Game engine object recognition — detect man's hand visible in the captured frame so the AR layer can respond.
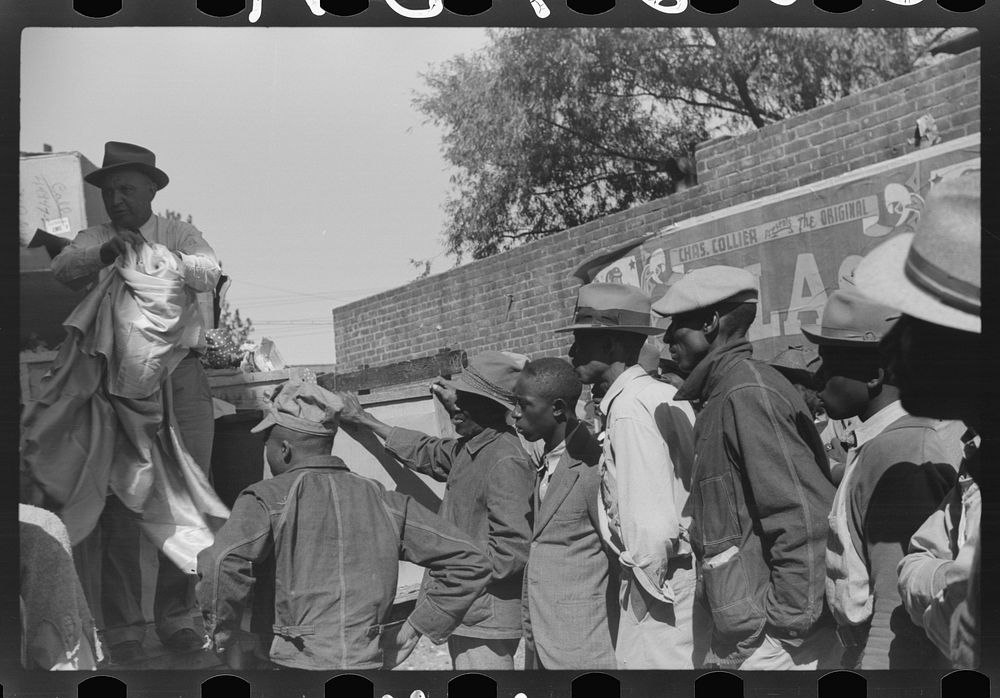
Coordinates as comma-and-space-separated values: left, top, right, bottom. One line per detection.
336, 391, 371, 427
430, 379, 458, 415
100, 229, 146, 265
381, 620, 422, 669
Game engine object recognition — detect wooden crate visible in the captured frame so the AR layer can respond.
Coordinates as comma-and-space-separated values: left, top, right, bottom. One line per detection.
206, 367, 312, 411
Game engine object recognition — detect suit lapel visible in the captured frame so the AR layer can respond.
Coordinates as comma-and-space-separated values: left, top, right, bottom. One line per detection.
534, 451, 579, 537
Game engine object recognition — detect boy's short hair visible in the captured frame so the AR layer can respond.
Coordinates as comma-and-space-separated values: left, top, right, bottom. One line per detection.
521, 357, 582, 407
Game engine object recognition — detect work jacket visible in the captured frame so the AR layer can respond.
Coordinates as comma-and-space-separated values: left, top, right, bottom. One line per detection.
676, 339, 836, 666
385, 426, 535, 639
196, 456, 491, 670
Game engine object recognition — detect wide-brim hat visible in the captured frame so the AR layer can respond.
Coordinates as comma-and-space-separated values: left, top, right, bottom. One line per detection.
251, 380, 344, 436
854, 168, 980, 334
768, 344, 820, 383
556, 282, 662, 335
441, 350, 526, 410
651, 265, 758, 318
801, 288, 900, 347
83, 141, 169, 190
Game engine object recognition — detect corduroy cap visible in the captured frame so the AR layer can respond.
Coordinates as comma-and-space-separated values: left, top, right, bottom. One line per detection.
802, 288, 900, 347
556, 283, 662, 335
441, 350, 526, 410
651, 265, 758, 317
854, 168, 980, 334
251, 381, 344, 436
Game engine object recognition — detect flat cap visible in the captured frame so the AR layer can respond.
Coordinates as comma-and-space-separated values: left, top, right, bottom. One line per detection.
251, 380, 344, 436
651, 265, 758, 317
801, 288, 900, 347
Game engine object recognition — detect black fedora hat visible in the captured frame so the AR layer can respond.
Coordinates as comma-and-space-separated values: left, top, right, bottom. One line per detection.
83, 141, 169, 190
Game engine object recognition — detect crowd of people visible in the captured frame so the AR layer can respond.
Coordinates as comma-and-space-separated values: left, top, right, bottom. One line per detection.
20, 142, 981, 674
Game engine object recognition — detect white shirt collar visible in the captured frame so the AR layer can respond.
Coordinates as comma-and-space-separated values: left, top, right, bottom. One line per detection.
852, 400, 908, 449
599, 364, 647, 416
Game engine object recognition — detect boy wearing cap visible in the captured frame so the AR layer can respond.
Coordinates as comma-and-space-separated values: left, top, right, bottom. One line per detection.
195, 382, 491, 670
560, 283, 705, 669
337, 351, 535, 670
854, 168, 982, 669
802, 288, 961, 669
511, 358, 618, 670
653, 265, 837, 670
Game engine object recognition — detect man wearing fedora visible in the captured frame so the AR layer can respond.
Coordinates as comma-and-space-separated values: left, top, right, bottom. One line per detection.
853, 167, 982, 669
559, 283, 706, 669
336, 351, 535, 670
653, 266, 838, 670
50, 141, 222, 663
802, 288, 962, 669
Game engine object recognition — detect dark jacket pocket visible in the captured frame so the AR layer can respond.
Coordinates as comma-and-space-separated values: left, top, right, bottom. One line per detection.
697, 474, 742, 548
701, 547, 766, 645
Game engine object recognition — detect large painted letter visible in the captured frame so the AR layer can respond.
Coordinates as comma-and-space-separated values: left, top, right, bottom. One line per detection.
641, 0, 688, 13
250, 0, 326, 22
385, 0, 444, 18
783, 253, 828, 336
743, 263, 781, 341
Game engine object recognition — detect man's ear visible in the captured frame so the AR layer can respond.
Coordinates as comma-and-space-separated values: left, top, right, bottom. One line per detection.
552, 398, 568, 421
704, 311, 720, 337
867, 367, 886, 394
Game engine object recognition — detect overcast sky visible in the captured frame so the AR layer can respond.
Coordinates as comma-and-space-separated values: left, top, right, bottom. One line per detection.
21, 27, 489, 365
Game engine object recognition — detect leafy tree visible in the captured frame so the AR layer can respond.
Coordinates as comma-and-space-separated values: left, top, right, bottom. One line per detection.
415, 27, 959, 260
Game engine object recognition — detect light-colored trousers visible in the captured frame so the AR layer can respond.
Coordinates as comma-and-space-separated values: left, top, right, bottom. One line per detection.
739, 625, 843, 670
615, 559, 711, 669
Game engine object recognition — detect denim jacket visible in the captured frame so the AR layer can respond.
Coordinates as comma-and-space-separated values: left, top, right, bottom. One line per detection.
196, 455, 491, 670
676, 339, 836, 666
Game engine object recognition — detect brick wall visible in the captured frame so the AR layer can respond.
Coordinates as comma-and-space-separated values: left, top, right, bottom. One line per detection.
332, 49, 980, 372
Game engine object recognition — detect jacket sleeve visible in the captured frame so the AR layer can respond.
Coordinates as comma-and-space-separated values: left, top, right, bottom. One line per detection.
381, 490, 490, 643
174, 221, 221, 292
724, 385, 834, 639
50, 228, 109, 289
384, 426, 463, 483
483, 452, 535, 584
196, 491, 274, 655
858, 456, 956, 669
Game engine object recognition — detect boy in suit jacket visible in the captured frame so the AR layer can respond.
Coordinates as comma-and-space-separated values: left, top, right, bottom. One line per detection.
512, 358, 618, 669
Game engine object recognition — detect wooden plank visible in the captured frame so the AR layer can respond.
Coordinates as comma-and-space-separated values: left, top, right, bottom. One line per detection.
318, 349, 466, 393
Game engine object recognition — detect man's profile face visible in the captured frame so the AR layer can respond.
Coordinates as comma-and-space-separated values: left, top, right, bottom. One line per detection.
101, 169, 156, 230
568, 331, 611, 385
663, 311, 712, 374
511, 376, 559, 443
814, 346, 875, 421
451, 391, 491, 439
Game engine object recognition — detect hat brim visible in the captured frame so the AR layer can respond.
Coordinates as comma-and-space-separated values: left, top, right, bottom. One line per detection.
441, 376, 514, 410
800, 324, 883, 348
249, 414, 276, 434
854, 233, 980, 334
555, 323, 665, 336
84, 163, 169, 191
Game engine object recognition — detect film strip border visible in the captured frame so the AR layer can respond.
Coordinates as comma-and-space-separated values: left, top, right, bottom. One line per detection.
68, 0, 987, 20
8, 668, 993, 696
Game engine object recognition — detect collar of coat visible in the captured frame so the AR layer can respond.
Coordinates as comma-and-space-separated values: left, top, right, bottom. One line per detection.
462, 425, 514, 456
676, 337, 753, 404
284, 454, 350, 472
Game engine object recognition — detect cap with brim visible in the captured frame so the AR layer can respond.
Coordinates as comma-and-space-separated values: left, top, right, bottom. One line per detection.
854, 168, 980, 334
556, 282, 662, 335
801, 288, 900, 347
441, 350, 524, 409
84, 141, 169, 191
250, 381, 344, 435
651, 265, 758, 318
